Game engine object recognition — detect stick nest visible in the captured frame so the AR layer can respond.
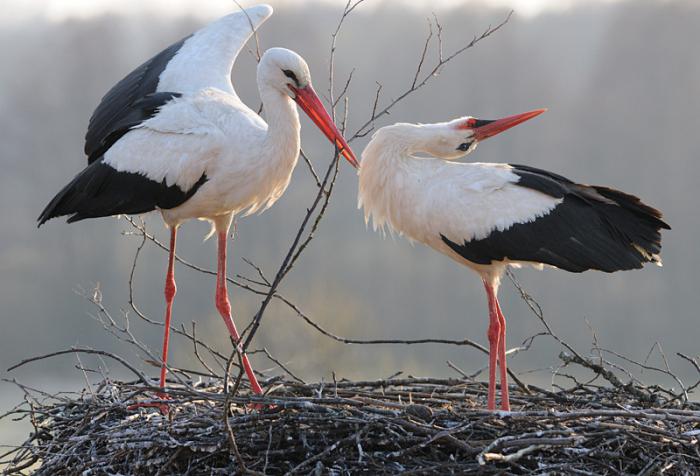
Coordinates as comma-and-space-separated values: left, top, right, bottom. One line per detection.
5, 375, 700, 475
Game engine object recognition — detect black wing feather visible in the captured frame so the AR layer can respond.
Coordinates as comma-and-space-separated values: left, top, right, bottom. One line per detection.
37, 159, 207, 226
84, 35, 190, 163
442, 164, 670, 273
38, 35, 207, 226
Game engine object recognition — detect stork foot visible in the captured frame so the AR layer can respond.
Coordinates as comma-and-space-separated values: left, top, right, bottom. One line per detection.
127, 393, 171, 416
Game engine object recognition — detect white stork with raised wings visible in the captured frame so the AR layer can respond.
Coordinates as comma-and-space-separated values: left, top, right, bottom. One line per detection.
358, 110, 669, 411
38, 4, 358, 411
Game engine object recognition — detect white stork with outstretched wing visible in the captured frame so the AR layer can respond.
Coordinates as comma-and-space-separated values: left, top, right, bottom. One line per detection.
39, 4, 358, 411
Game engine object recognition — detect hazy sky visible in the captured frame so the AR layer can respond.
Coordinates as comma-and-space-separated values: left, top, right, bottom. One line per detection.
5, 0, 624, 24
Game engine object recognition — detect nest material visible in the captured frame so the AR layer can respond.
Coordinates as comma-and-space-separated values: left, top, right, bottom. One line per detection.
5, 376, 700, 475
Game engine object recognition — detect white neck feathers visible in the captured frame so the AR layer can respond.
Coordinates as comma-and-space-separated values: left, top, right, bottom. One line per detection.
359, 125, 422, 233
364, 123, 441, 156
259, 83, 301, 166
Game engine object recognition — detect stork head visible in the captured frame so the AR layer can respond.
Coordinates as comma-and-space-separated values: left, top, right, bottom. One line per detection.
415, 109, 547, 161
259, 48, 358, 168
260, 47, 312, 93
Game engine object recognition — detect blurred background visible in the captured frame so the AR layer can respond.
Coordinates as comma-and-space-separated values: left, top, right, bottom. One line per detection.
1, 0, 698, 448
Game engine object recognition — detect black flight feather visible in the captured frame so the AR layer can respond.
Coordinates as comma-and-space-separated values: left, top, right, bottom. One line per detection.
38, 34, 208, 226
84, 35, 190, 163
37, 160, 207, 226
441, 164, 670, 273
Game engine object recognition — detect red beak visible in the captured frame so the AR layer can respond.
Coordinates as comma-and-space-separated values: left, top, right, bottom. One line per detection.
471, 109, 547, 141
291, 85, 359, 168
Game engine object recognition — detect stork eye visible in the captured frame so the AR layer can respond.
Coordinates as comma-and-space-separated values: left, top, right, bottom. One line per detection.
282, 69, 299, 86
457, 142, 472, 151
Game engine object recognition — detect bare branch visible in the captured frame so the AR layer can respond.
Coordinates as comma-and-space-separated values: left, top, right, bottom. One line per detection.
299, 148, 322, 187
7, 348, 151, 386
333, 68, 355, 108
352, 10, 513, 139
233, 0, 262, 63
259, 348, 306, 384
412, 19, 433, 89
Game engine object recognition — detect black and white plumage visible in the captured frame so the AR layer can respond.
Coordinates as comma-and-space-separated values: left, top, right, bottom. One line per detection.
358, 110, 670, 411
38, 35, 196, 224
38, 4, 358, 410
442, 163, 667, 273
38, 39, 198, 223
39, 5, 357, 229
85, 39, 189, 163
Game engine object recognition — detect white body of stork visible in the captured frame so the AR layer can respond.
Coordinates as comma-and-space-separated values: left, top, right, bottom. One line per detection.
358, 111, 669, 411
38, 4, 357, 410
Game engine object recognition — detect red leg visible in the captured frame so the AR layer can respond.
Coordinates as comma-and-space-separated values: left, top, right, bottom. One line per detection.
130, 227, 177, 414
158, 227, 177, 392
215, 231, 264, 395
494, 299, 511, 411
483, 279, 501, 411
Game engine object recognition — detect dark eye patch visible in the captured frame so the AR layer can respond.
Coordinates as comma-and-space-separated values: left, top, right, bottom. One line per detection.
282, 69, 300, 86
457, 142, 472, 151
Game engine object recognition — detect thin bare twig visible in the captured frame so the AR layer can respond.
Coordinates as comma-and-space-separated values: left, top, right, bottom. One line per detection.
233, 0, 263, 62
352, 11, 513, 139
7, 348, 151, 386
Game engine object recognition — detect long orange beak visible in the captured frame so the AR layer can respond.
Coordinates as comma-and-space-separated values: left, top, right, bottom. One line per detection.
291, 85, 359, 168
471, 109, 547, 142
